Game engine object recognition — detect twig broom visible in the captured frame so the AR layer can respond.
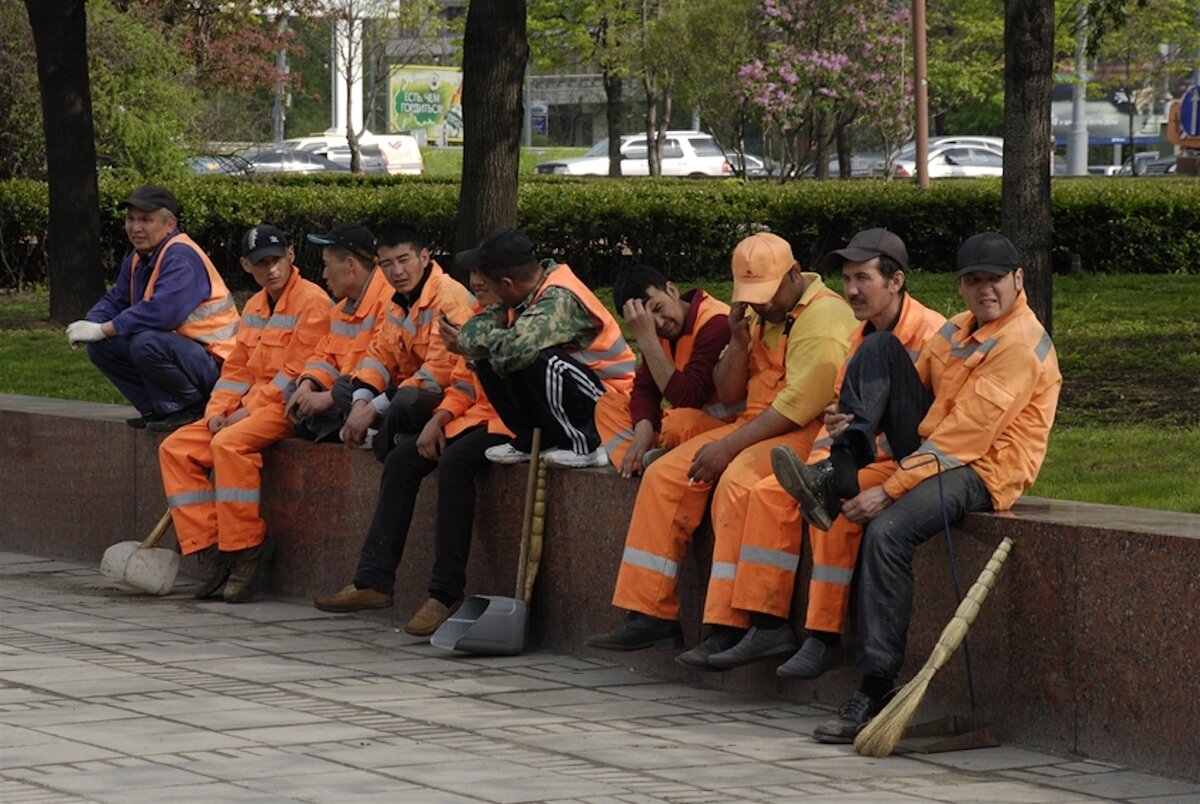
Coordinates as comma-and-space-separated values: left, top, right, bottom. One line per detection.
514, 429, 547, 606
854, 536, 1014, 757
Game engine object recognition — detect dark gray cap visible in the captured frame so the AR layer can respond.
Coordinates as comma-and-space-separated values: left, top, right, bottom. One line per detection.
825, 228, 909, 270
456, 228, 537, 272
123, 185, 178, 216
955, 232, 1019, 278
307, 223, 377, 262
241, 224, 290, 264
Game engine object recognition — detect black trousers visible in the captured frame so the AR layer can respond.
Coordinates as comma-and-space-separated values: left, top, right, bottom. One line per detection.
353, 425, 508, 600
836, 333, 993, 679
292, 374, 357, 443
475, 347, 605, 454
373, 386, 443, 463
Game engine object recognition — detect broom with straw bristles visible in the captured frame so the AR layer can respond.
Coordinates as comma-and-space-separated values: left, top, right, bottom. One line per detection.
854, 536, 1014, 757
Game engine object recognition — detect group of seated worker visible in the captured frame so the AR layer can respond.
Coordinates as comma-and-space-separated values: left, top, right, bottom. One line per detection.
70, 185, 1060, 744
586, 227, 1061, 745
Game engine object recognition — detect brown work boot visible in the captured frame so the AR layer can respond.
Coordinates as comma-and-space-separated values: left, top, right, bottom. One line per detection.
222, 534, 277, 604
313, 584, 394, 613
192, 544, 230, 599
404, 597, 462, 636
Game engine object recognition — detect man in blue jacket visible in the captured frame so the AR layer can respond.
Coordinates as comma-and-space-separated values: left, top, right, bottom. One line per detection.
66, 186, 239, 432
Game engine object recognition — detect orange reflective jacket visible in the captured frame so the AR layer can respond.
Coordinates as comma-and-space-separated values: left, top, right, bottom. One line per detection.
882, 292, 1061, 510
206, 267, 332, 416
352, 261, 475, 395
138, 233, 239, 361
300, 268, 392, 390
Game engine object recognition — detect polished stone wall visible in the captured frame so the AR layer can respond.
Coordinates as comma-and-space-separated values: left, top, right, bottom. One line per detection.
2, 394, 1197, 780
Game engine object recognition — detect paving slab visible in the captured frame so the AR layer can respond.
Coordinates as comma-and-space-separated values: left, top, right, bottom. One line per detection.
0, 550, 1193, 803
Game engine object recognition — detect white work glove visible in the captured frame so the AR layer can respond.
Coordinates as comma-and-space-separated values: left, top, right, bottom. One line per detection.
66, 320, 108, 348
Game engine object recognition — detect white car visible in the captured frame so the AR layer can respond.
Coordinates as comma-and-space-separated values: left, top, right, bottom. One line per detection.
889, 143, 1005, 179
870, 136, 1005, 177
281, 131, 423, 175
536, 131, 731, 177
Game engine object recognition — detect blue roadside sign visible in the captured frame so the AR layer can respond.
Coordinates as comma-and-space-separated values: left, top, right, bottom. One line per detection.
1182, 85, 1200, 138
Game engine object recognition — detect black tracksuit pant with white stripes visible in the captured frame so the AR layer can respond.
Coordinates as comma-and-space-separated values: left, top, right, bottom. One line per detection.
475, 347, 605, 455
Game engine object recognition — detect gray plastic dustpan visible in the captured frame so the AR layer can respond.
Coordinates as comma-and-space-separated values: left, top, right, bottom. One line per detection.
430, 595, 527, 656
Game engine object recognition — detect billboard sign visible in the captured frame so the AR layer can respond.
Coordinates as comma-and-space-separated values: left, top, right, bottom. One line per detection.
389, 65, 463, 144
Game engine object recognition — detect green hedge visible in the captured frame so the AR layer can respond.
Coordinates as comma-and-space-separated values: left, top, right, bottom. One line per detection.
2, 174, 1197, 291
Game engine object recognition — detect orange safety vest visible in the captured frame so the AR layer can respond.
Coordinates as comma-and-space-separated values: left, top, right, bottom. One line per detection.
301, 267, 392, 390
742, 283, 844, 419
508, 263, 636, 394
136, 233, 239, 361
659, 291, 738, 420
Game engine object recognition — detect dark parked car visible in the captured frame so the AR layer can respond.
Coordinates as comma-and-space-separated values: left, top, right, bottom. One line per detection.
189, 154, 252, 175
242, 148, 350, 174
725, 152, 777, 180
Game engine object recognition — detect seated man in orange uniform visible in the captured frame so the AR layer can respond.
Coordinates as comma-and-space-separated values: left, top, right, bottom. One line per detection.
595, 265, 732, 478
158, 225, 331, 603
586, 232, 856, 659
285, 223, 392, 441
773, 232, 1061, 742
702, 229, 944, 674
313, 272, 514, 636
338, 225, 475, 462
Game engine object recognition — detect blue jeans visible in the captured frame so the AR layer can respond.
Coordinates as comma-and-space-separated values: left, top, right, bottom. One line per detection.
86, 330, 220, 415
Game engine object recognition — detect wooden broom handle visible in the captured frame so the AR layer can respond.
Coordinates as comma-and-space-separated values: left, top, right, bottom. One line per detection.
515, 428, 543, 597
139, 511, 174, 549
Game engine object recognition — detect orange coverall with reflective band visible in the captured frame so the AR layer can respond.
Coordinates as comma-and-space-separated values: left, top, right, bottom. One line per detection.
611, 276, 856, 626
730, 293, 947, 631
881, 291, 1061, 510
159, 268, 332, 555
595, 292, 736, 468
300, 267, 393, 390
436, 302, 514, 440
352, 261, 475, 396
137, 233, 240, 361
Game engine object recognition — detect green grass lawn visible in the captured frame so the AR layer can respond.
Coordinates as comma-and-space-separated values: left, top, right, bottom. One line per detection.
3, 272, 1198, 513
421, 146, 587, 177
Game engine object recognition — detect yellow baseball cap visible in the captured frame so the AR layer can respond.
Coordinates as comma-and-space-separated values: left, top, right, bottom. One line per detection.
731, 232, 797, 304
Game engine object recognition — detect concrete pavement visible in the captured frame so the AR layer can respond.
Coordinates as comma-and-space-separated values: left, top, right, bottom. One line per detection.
2, 551, 1197, 804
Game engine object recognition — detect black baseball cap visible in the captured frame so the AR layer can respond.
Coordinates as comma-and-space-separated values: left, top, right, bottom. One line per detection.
241, 224, 290, 264
123, 185, 178, 216
825, 228, 909, 270
306, 223, 377, 262
455, 228, 537, 271
955, 232, 1020, 278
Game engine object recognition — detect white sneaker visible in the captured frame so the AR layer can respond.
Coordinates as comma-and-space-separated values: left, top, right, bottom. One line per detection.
541, 446, 609, 469
485, 443, 532, 464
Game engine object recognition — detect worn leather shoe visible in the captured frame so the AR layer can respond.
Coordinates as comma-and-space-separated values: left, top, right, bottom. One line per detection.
777, 636, 843, 679
585, 611, 683, 652
674, 626, 745, 670
705, 624, 798, 670
404, 597, 462, 636
146, 404, 205, 433
222, 534, 276, 603
313, 583, 394, 613
126, 411, 163, 429
771, 449, 840, 531
812, 690, 886, 744
192, 544, 230, 599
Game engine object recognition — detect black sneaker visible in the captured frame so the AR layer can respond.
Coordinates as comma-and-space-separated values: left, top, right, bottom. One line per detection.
126, 411, 162, 429
675, 625, 746, 670
585, 611, 684, 652
706, 623, 799, 670
771, 449, 841, 531
147, 404, 205, 433
812, 690, 886, 744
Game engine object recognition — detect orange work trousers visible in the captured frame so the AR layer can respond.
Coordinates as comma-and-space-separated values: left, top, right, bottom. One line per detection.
158, 406, 292, 555
730, 460, 895, 632
594, 391, 727, 470
611, 420, 819, 628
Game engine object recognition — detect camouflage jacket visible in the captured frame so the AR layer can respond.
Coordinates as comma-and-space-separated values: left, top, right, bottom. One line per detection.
457, 261, 597, 376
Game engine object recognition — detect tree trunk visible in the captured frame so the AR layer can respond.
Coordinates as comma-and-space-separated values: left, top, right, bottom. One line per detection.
1002, 0, 1054, 333
453, 0, 527, 262
604, 70, 623, 177
644, 75, 659, 176
836, 121, 851, 179
24, 0, 103, 323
